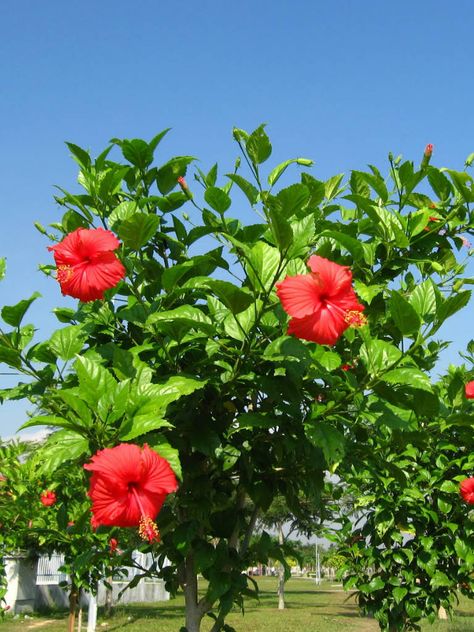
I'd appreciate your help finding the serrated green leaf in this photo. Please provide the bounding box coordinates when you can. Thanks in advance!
[382,368,432,392]
[393,586,407,603]
[226,173,259,205]
[149,435,182,479]
[204,187,231,214]
[360,339,402,376]
[390,291,421,335]
[268,158,313,187]
[245,241,281,292]
[119,416,172,441]
[246,124,272,164]
[409,279,437,320]
[49,325,86,361]
[37,430,89,473]
[1,292,41,328]
[156,156,195,195]
[121,138,153,169]
[305,422,345,466]
[118,213,160,249]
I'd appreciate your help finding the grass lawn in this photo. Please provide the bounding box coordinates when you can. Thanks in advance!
[1,577,474,632]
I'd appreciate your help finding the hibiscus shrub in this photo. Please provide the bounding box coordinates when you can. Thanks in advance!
[1,126,474,631]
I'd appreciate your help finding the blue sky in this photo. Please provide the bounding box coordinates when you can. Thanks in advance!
[1,0,474,437]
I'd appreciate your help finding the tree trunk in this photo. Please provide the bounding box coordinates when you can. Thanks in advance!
[183,553,204,632]
[277,523,285,610]
[438,606,448,620]
[104,579,113,617]
[77,605,82,632]
[68,584,79,632]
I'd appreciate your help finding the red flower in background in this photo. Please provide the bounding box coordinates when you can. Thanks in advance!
[465,381,474,399]
[84,444,178,543]
[460,478,474,504]
[48,227,125,302]
[276,255,365,345]
[40,490,57,506]
[109,538,119,553]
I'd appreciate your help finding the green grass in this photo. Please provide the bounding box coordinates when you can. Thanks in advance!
[1,577,474,631]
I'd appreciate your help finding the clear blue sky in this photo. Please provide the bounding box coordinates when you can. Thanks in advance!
[2,0,474,437]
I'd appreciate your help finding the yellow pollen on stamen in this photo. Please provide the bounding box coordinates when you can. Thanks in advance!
[57,265,73,283]
[138,516,160,543]
[344,310,367,328]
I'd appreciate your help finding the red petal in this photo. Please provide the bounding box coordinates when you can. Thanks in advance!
[276,274,322,318]
[288,305,347,345]
[78,227,121,257]
[465,381,474,399]
[307,256,353,298]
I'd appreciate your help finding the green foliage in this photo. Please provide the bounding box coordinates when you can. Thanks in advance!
[2,125,474,630]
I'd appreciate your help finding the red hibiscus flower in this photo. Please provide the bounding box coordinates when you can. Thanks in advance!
[460,478,474,504]
[276,255,365,345]
[466,381,474,399]
[109,538,119,553]
[84,443,178,543]
[40,490,57,506]
[48,227,125,302]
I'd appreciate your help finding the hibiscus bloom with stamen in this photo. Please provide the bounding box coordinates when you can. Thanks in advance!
[48,227,126,302]
[84,443,178,543]
[276,255,366,345]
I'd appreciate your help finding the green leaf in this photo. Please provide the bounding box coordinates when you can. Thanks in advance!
[19,415,73,431]
[0,345,21,368]
[156,156,195,195]
[49,325,86,361]
[436,291,471,326]
[353,281,383,305]
[108,201,139,228]
[1,292,41,327]
[147,305,214,335]
[427,167,452,201]
[149,434,182,479]
[454,538,470,560]
[119,416,171,441]
[409,279,437,320]
[74,356,117,406]
[226,174,259,205]
[36,430,89,473]
[276,184,310,217]
[0,258,5,281]
[318,230,365,262]
[325,174,345,200]
[390,291,421,335]
[65,142,91,170]
[267,204,293,250]
[305,422,345,466]
[246,124,272,164]
[393,587,407,604]
[52,308,77,324]
[204,187,231,214]
[367,576,385,592]
[430,571,451,588]
[142,375,207,406]
[121,138,153,169]
[118,213,160,249]
[360,339,402,376]
[268,158,313,187]
[201,279,253,314]
[382,368,432,393]
[245,241,281,292]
